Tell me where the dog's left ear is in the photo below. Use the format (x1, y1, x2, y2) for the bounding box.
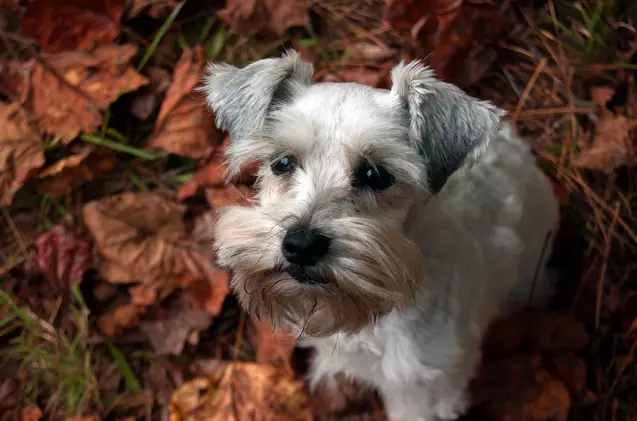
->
(201, 50, 314, 141)
(391, 61, 505, 194)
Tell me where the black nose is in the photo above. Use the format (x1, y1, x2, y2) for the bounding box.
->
(282, 227, 331, 266)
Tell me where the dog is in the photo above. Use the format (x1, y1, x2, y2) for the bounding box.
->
(201, 50, 560, 421)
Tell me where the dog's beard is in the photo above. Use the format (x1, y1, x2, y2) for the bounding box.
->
(213, 205, 424, 337)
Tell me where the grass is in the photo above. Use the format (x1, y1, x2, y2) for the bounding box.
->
(137, 0, 188, 72)
(0, 287, 99, 417)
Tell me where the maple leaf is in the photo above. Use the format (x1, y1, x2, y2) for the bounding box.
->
(217, 0, 311, 37)
(82, 191, 222, 300)
(21, 0, 125, 53)
(169, 363, 313, 421)
(34, 224, 95, 289)
(250, 316, 297, 372)
(127, 0, 177, 18)
(573, 113, 637, 172)
(0, 102, 45, 206)
(35, 146, 116, 198)
(148, 45, 217, 159)
(7, 45, 148, 143)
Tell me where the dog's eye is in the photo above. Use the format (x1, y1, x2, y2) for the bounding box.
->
(354, 163, 395, 191)
(271, 155, 297, 175)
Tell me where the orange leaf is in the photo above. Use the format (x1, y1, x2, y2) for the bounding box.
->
(250, 316, 297, 372)
(149, 46, 217, 159)
(217, 0, 311, 37)
(21, 0, 125, 53)
(20, 405, 43, 421)
(97, 301, 146, 336)
(0, 102, 45, 206)
(12, 45, 148, 143)
(169, 363, 313, 421)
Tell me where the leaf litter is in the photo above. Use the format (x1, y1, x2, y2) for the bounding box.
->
(1, 0, 637, 420)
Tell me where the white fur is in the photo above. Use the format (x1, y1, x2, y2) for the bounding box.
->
(203, 52, 560, 421)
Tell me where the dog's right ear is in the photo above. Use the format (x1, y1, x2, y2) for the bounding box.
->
(200, 50, 314, 142)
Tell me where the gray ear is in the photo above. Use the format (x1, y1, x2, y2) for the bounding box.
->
(391, 60, 505, 193)
(200, 50, 314, 141)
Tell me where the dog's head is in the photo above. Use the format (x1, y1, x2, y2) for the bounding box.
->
(202, 51, 504, 337)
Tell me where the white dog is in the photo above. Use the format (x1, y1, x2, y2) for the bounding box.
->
(201, 51, 559, 421)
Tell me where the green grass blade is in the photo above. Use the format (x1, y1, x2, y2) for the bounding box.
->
(106, 342, 142, 395)
(79, 134, 165, 161)
(206, 27, 228, 60)
(137, 0, 187, 72)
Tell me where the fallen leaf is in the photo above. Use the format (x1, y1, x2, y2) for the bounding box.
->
(34, 224, 94, 289)
(573, 113, 637, 172)
(590, 86, 615, 107)
(129, 284, 158, 307)
(177, 159, 227, 200)
(0, 379, 19, 410)
(0, 102, 45, 206)
(20, 405, 43, 421)
(98, 301, 146, 336)
(35, 146, 116, 198)
(322, 67, 386, 87)
(129, 66, 171, 121)
(127, 0, 177, 18)
(546, 353, 587, 395)
(250, 316, 297, 372)
(21, 0, 125, 53)
(82, 192, 218, 298)
(345, 42, 397, 61)
(217, 0, 311, 37)
(181, 269, 229, 317)
(205, 185, 253, 209)
(149, 46, 216, 159)
(140, 295, 213, 355)
(12, 45, 148, 143)
(169, 363, 313, 421)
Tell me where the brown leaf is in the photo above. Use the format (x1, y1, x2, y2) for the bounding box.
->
(573, 113, 637, 172)
(129, 66, 171, 121)
(34, 224, 94, 288)
(20, 405, 43, 421)
(590, 86, 615, 107)
(21, 0, 125, 53)
(129, 284, 158, 307)
(0, 102, 45, 206)
(177, 159, 227, 200)
(13, 45, 148, 143)
(83, 192, 221, 299)
(250, 316, 297, 372)
(205, 185, 254, 209)
(127, 0, 177, 18)
(217, 0, 311, 37)
(169, 363, 313, 421)
(149, 46, 216, 159)
(182, 269, 229, 317)
(98, 301, 146, 336)
(323, 67, 386, 87)
(546, 353, 587, 395)
(140, 295, 213, 355)
(35, 146, 116, 198)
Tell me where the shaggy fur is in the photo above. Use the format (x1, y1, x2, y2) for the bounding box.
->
(201, 51, 560, 421)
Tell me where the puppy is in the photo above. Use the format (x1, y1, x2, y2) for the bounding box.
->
(202, 51, 559, 421)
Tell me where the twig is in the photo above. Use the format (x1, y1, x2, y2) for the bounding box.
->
(512, 57, 548, 122)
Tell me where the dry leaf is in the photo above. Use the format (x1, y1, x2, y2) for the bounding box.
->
(127, 0, 177, 18)
(20, 405, 43, 421)
(129, 66, 171, 121)
(546, 353, 587, 395)
(181, 269, 230, 317)
(98, 301, 146, 336)
(129, 284, 158, 307)
(250, 316, 297, 372)
(205, 185, 253, 209)
(15, 45, 148, 143)
(83, 191, 220, 298)
(35, 147, 116, 198)
(140, 296, 213, 355)
(149, 46, 216, 159)
(169, 363, 313, 421)
(590, 86, 615, 107)
(323, 67, 386, 87)
(217, 0, 311, 37)
(345, 42, 397, 61)
(21, 0, 125, 53)
(34, 224, 94, 288)
(177, 159, 227, 200)
(0, 102, 45, 206)
(573, 114, 637, 172)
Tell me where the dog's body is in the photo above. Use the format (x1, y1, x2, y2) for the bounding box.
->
(202, 51, 559, 421)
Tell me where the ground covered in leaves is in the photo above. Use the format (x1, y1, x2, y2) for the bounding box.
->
(1, 0, 637, 420)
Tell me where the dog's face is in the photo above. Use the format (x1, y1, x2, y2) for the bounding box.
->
(202, 51, 503, 337)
